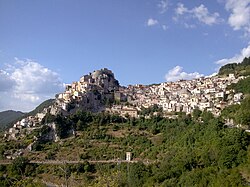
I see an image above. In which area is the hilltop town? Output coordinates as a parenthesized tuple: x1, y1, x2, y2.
(44, 68, 245, 118)
(110, 73, 243, 117)
(2, 65, 250, 187)
(4, 67, 246, 141)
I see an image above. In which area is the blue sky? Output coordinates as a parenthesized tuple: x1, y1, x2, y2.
(0, 0, 250, 111)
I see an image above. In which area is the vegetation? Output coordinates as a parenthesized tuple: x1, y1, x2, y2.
(0, 110, 24, 130)
(222, 96, 250, 128)
(0, 156, 44, 186)
(227, 76, 250, 94)
(1, 60, 250, 186)
(218, 57, 250, 76)
(220, 59, 250, 128)
(139, 104, 163, 116)
(26, 99, 55, 117)
(1, 108, 250, 186)
(0, 99, 54, 131)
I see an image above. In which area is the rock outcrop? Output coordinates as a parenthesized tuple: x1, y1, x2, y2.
(54, 68, 120, 114)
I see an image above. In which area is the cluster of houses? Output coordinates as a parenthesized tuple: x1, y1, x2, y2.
(4, 69, 246, 141)
(4, 109, 48, 140)
(54, 68, 119, 113)
(106, 105, 139, 118)
(112, 73, 244, 117)
(4, 68, 120, 140)
(54, 69, 244, 118)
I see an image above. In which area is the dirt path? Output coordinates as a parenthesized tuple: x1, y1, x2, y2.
(0, 159, 155, 165)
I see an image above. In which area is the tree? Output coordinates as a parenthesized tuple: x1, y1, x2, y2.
(76, 119, 85, 131)
(128, 162, 150, 187)
(192, 108, 202, 120)
(235, 96, 250, 127)
(11, 156, 29, 177)
(228, 76, 250, 94)
(0, 145, 6, 160)
(201, 111, 214, 123)
(41, 113, 56, 124)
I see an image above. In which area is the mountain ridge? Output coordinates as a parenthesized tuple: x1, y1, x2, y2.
(2, 57, 250, 130)
(0, 99, 55, 130)
(0, 110, 25, 129)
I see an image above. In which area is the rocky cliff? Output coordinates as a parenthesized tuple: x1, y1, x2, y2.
(53, 68, 120, 114)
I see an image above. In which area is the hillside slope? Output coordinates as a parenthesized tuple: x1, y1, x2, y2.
(26, 99, 55, 117)
(1, 111, 250, 186)
(0, 99, 55, 130)
(219, 57, 250, 76)
(0, 110, 25, 129)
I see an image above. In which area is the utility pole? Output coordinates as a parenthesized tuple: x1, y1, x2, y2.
(65, 162, 69, 187)
(117, 157, 121, 186)
(127, 160, 130, 187)
(126, 150, 132, 187)
(59, 161, 69, 187)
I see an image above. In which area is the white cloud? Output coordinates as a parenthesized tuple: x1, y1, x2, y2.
(215, 44, 250, 67)
(192, 4, 221, 25)
(224, 0, 250, 34)
(205, 72, 218, 78)
(184, 23, 196, 29)
(175, 3, 188, 15)
(0, 58, 64, 112)
(174, 3, 222, 26)
(158, 0, 169, 14)
(162, 24, 168, 30)
(147, 18, 159, 26)
(165, 66, 204, 82)
(0, 70, 15, 91)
